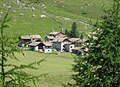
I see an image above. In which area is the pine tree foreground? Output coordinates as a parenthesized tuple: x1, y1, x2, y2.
(71, 0, 120, 87)
(0, 7, 44, 87)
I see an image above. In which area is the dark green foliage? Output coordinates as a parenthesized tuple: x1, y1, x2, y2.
(65, 29, 69, 36)
(65, 22, 79, 38)
(71, 0, 120, 87)
(0, 9, 44, 87)
(69, 22, 79, 38)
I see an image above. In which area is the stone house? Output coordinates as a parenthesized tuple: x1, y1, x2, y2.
(18, 35, 41, 47)
(28, 41, 52, 53)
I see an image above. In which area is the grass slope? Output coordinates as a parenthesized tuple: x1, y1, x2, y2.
(8, 51, 75, 87)
(0, 0, 113, 38)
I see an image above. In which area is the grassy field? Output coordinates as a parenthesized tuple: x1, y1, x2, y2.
(8, 51, 75, 87)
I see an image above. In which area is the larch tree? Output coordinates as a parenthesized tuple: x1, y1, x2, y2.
(0, 5, 44, 87)
(71, 0, 120, 87)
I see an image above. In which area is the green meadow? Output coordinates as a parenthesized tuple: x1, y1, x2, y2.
(8, 51, 75, 87)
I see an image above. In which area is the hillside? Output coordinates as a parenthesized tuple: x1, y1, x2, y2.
(0, 0, 113, 38)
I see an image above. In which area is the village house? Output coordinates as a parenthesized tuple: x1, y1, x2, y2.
(45, 32, 67, 42)
(68, 38, 82, 47)
(28, 41, 52, 53)
(18, 31, 83, 54)
(45, 32, 82, 52)
(52, 38, 65, 52)
(18, 34, 41, 47)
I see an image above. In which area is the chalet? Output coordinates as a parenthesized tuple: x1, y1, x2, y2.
(52, 38, 65, 52)
(45, 32, 67, 42)
(28, 42, 52, 53)
(18, 35, 41, 47)
(68, 38, 82, 47)
(46, 34, 82, 52)
(28, 42, 41, 51)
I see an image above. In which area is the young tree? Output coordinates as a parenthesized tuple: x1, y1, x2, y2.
(71, 0, 120, 87)
(0, 8, 43, 87)
(65, 29, 69, 36)
(69, 22, 79, 38)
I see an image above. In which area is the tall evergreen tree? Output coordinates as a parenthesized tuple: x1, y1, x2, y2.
(71, 0, 120, 87)
(69, 22, 79, 38)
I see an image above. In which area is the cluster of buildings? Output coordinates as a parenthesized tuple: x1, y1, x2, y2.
(18, 32, 85, 55)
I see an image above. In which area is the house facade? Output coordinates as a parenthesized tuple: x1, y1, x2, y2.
(18, 35, 41, 47)
(18, 31, 83, 54)
(43, 42, 52, 53)
(64, 43, 75, 52)
(28, 41, 52, 53)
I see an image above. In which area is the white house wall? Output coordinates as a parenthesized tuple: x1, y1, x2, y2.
(43, 46, 52, 53)
(44, 48, 52, 53)
(69, 44, 75, 52)
(34, 46, 38, 51)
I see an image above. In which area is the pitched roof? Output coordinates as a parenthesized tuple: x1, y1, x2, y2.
(43, 42, 52, 46)
(49, 32, 60, 35)
(20, 35, 41, 39)
(46, 35, 54, 40)
(28, 42, 41, 46)
(30, 35, 41, 39)
(56, 34, 67, 38)
(64, 42, 72, 45)
(52, 38, 66, 42)
(20, 35, 31, 39)
(68, 38, 81, 42)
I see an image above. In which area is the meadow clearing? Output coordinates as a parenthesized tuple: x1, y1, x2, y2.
(8, 51, 76, 87)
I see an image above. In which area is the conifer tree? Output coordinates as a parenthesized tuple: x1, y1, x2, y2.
(0, 8, 43, 87)
(71, 0, 120, 87)
(69, 22, 79, 38)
